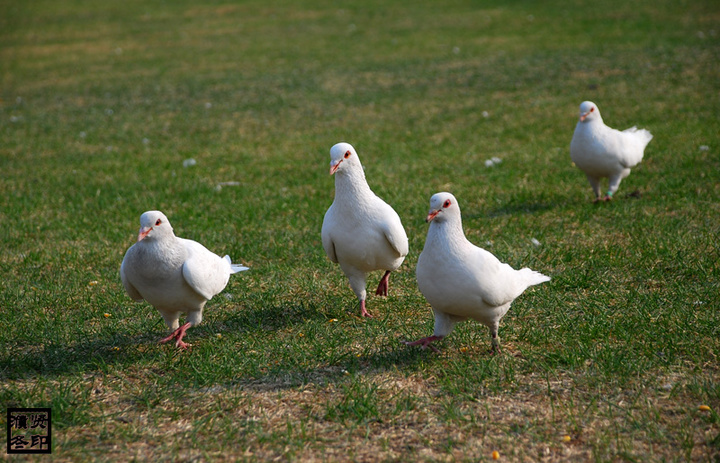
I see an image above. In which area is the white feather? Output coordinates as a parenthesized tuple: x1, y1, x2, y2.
(120, 211, 248, 344)
(412, 193, 549, 352)
(321, 142, 408, 317)
(570, 101, 652, 200)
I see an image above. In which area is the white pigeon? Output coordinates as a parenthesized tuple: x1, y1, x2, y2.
(404, 193, 550, 353)
(321, 142, 409, 318)
(570, 100, 653, 202)
(120, 211, 249, 348)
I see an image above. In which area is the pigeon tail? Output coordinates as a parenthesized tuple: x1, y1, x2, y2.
(518, 268, 551, 287)
(224, 255, 250, 274)
(623, 127, 653, 149)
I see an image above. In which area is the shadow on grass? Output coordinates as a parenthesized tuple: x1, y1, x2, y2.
(0, 301, 321, 380)
(0, 301, 431, 389)
(0, 330, 161, 381)
(217, 343, 433, 393)
(483, 200, 556, 218)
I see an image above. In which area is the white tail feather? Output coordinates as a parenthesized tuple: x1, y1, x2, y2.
(519, 268, 551, 287)
(623, 126, 654, 147)
(224, 255, 250, 274)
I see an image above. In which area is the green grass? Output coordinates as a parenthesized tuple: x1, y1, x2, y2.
(1, 0, 719, 460)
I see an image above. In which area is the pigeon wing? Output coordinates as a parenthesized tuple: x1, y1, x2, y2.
(180, 238, 230, 301)
(120, 249, 144, 301)
(618, 127, 652, 168)
(380, 206, 409, 257)
(321, 208, 339, 263)
(472, 247, 525, 307)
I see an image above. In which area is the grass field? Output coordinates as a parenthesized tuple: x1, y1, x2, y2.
(1, 0, 719, 460)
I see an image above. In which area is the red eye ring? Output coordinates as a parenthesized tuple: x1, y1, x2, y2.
(344, 150, 351, 159)
(590, 107, 594, 112)
(155, 219, 162, 226)
(443, 199, 451, 208)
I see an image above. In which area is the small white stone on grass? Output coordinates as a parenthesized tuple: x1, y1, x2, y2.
(215, 181, 241, 192)
(484, 157, 502, 168)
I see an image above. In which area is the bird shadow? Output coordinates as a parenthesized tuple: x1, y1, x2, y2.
(206, 340, 436, 394)
(0, 302, 323, 382)
(0, 330, 161, 382)
(0, 301, 433, 389)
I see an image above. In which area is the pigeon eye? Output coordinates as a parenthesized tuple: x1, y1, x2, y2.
(443, 199, 451, 208)
(155, 219, 162, 226)
(590, 107, 594, 112)
(344, 150, 351, 159)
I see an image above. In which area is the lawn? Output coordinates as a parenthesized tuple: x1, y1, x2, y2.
(1, 0, 719, 461)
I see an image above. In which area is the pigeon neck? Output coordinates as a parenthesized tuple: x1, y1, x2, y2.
(142, 233, 181, 255)
(334, 168, 373, 200)
(426, 217, 467, 252)
(587, 113, 604, 125)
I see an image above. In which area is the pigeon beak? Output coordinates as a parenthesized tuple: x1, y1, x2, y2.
(137, 226, 152, 242)
(426, 210, 440, 222)
(329, 160, 341, 175)
(579, 111, 589, 122)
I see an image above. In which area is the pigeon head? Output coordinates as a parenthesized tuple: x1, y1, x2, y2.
(426, 192, 461, 223)
(328, 142, 361, 175)
(137, 210, 173, 242)
(578, 101, 601, 122)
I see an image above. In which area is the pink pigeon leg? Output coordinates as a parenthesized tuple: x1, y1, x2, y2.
(375, 270, 391, 296)
(159, 322, 192, 349)
(402, 335, 443, 353)
(359, 299, 373, 318)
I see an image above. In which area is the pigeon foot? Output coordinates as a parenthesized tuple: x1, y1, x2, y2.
(375, 270, 391, 297)
(159, 322, 192, 349)
(490, 335, 502, 355)
(402, 335, 443, 353)
(359, 300, 373, 318)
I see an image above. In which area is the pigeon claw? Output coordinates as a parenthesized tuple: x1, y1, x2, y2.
(159, 322, 192, 349)
(375, 270, 391, 297)
(359, 300, 373, 318)
(402, 335, 443, 353)
(176, 340, 190, 349)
